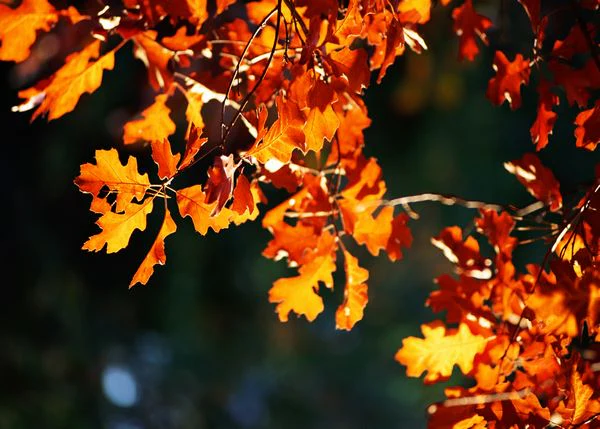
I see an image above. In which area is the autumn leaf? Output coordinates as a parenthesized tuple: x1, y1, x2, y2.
(269, 231, 337, 322)
(303, 81, 340, 153)
(0, 0, 58, 62)
(351, 206, 412, 261)
(246, 96, 305, 165)
(263, 222, 320, 266)
(83, 199, 155, 254)
(452, 414, 486, 429)
(530, 81, 559, 151)
(75, 148, 151, 213)
(574, 101, 599, 151)
(204, 155, 238, 213)
(123, 94, 176, 145)
(151, 139, 180, 180)
(571, 369, 594, 425)
(21, 40, 115, 120)
(177, 175, 261, 235)
(335, 250, 369, 331)
(130, 209, 177, 287)
(132, 31, 174, 91)
(452, 0, 492, 61)
(75, 148, 155, 254)
(179, 129, 208, 171)
(176, 185, 227, 235)
(431, 226, 491, 279)
(504, 153, 562, 211)
(395, 322, 488, 383)
(486, 51, 530, 110)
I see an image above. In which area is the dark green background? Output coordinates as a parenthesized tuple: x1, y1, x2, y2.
(2, 2, 596, 428)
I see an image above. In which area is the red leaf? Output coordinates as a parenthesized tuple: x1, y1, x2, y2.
(504, 153, 562, 211)
(574, 101, 600, 151)
(486, 51, 530, 110)
(452, 0, 492, 61)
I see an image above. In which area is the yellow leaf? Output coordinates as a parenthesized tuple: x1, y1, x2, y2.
(395, 322, 487, 383)
(452, 414, 487, 429)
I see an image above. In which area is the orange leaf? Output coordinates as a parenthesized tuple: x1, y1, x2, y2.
(335, 250, 369, 330)
(571, 369, 594, 425)
(75, 148, 151, 214)
(133, 31, 174, 91)
(179, 129, 208, 170)
(123, 94, 176, 145)
(504, 153, 562, 211)
(395, 322, 487, 383)
(176, 185, 226, 235)
(353, 206, 394, 256)
(246, 96, 305, 165)
(24, 40, 114, 120)
(83, 199, 154, 254)
(304, 104, 339, 153)
(0, 0, 58, 62)
(151, 139, 180, 180)
(176, 177, 261, 235)
(130, 209, 177, 287)
(263, 223, 321, 266)
(269, 231, 337, 322)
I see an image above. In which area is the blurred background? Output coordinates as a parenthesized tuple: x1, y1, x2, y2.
(2, 1, 597, 428)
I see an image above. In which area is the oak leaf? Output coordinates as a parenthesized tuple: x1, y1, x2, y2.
(75, 148, 151, 214)
(530, 80, 559, 151)
(574, 101, 599, 151)
(571, 369, 595, 425)
(452, 0, 492, 61)
(204, 155, 238, 213)
(83, 199, 154, 254)
(246, 96, 305, 164)
(177, 176, 261, 235)
(504, 153, 562, 211)
(269, 231, 337, 322)
(303, 81, 340, 152)
(132, 31, 174, 91)
(486, 51, 530, 110)
(176, 185, 228, 235)
(335, 250, 369, 331)
(151, 139, 180, 180)
(130, 209, 177, 287)
(123, 94, 176, 145)
(395, 322, 487, 383)
(25, 40, 114, 120)
(0, 0, 58, 62)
